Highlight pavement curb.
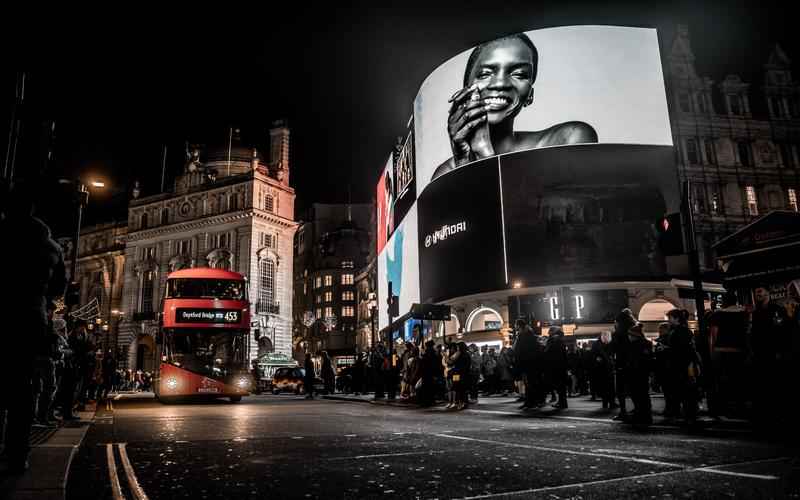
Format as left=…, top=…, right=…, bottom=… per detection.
left=1, top=406, right=96, bottom=500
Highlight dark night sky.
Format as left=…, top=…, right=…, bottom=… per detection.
left=2, top=0, right=795, bottom=235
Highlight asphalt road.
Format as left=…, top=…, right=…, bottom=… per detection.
left=67, top=394, right=800, bottom=499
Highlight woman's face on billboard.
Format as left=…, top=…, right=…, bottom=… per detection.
left=467, top=38, right=534, bottom=126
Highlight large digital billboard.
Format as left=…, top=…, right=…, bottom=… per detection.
left=378, top=204, right=420, bottom=329
left=413, top=25, right=672, bottom=197
left=378, top=25, right=676, bottom=320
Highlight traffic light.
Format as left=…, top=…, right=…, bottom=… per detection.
left=656, top=213, right=685, bottom=256
left=388, top=295, right=399, bottom=318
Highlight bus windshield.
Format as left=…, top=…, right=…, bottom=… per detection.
left=166, top=330, right=246, bottom=379
left=166, top=278, right=246, bottom=300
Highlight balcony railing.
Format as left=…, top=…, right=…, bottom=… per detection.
left=256, top=301, right=280, bottom=315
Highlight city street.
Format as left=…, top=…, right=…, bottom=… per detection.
left=66, top=394, right=800, bottom=499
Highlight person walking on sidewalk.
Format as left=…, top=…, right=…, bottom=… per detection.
left=611, top=309, right=637, bottom=421
left=545, top=327, right=568, bottom=409
left=450, top=342, right=471, bottom=410
left=33, top=304, right=61, bottom=426
left=626, top=323, right=654, bottom=426
left=303, top=353, right=316, bottom=399
left=514, top=319, right=543, bottom=410
left=418, top=341, right=438, bottom=407
left=667, top=309, right=700, bottom=425
left=321, top=351, right=335, bottom=395
left=468, top=344, right=481, bottom=403
left=496, top=347, right=514, bottom=396
left=0, top=181, right=67, bottom=474
left=707, top=292, right=748, bottom=418
left=749, top=285, right=788, bottom=425
left=352, top=352, right=365, bottom=395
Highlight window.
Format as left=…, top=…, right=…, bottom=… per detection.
left=264, top=193, right=275, bottom=213
left=141, top=246, right=155, bottom=260
left=710, top=188, right=722, bottom=215
left=229, top=193, right=238, bottom=211
left=303, top=282, right=307, bottom=295
left=729, top=95, right=742, bottom=115
left=678, top=92, right=692, bottom=112
left=314, top=276, right=322, bottom=289
left=315, top=295, right=322, bottom=304
left=342, top=291, right=355, bottom=301
left=696, top=94, right=707, bottom=113
left=140, top=213, right=148, bottom=230
left=342, top=306, right=355, bottom=317
left=215, top=233, right=229, bottom=248
left=745, top=186, right=758, bottom=215
left=686, top=138, right=699, bottom=164
left=692, top=184, right=707, bottom=214
left=704, top=139, right=716, bottom=165
left=341, top=260, right=354, bottom=269
left=261, top=233, right=276, bottom=249
left=140, top=270, right=154, bottom=313
left=178, top=239, right=192, bottom=255
left=324, top=306, right=334, bottom=318
left=780, top=143, right=796, bottom=169
left=257, top=259, right=276, bottom=312
left=324, top=275, right=333, bottom=287
left=737, top=141, right=752, bottom=167
left=165, top=279, right=245, bottom=300
left=160, top=208, right=169, bottom=226
left=316, top=308, right=322, bottom=319
left=324, top=291, right=333, bottom=302
left=789, top=189, right=798, bottom=212
left=341, top=274, right=354, bottom=285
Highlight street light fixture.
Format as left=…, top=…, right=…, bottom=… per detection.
left=60, top=178, right=106, bottom=315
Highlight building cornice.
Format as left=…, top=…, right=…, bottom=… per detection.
left=125, top=209, right=298, bottom=243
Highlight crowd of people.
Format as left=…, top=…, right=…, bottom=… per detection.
left=318, top=289, right=799, bottom=432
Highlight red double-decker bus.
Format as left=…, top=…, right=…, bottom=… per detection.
left=155, top=268, right=253, bottom=403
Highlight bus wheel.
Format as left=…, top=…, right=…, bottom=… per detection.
left=229, top=396, right=242, bottom=403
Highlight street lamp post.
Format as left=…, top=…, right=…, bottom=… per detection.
left=60, top=179, right=105, bottom=315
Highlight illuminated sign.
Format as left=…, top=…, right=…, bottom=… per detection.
left=424, top=221, right=467, bottom=248
left=175, top=308, right=241, bottom=324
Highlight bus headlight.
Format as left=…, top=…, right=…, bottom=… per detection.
left=236, top=377, right=250, bottom=389
left=165, top=377, right=179, bottom=390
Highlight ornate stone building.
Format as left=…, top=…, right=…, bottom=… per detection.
left=666, top=24, right=800, bottom=271
left=118, top=123, right=297, bottom=371
left=292, top=203, right=372, bottom=360
left=59, top=222, right=127, bottom=347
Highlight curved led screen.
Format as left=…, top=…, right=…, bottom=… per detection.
left=378, top=25, right=676, bottom=327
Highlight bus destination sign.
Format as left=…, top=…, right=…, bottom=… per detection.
left=175, top=308, right=241, bottom=324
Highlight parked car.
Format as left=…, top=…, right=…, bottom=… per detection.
left=271, top=367, right=325, bottom=395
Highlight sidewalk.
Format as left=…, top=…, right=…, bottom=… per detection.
left=0, top=403, right=96, bottom=500
left=324, top=392, right=752, bottom=431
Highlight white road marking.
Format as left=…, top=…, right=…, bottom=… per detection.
left=119, top=443, right=149, bottom=500
left=466, top=409, right=752, bottom=433
left=432, top=433, right=682, bottom=468
left=326, top=450, right=445, bottom=461
left=106, top=443, right=124, bottom=500
left=695, top=467, right=779, bottom=480
left=455, top=457, right=788, bottom=498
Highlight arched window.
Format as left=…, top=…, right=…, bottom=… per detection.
left=264, top=193, right=274, bottom=213
left=139, top=270, right=154, bottom=313
left=140, top=212, right=148, bottom=229
left=258, top=259, right=276, bottom=313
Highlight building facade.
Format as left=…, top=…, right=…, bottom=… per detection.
left=59, top=222, right=127, bottom=348
left=117, top=124, right=297, bottom=371
left=292, top=203, right=372, bottom=360
left=667, top=24, right=800, bottom=271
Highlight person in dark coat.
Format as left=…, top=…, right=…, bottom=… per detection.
left=450, top=342, right=471, bottom=410
left=590, top=339, right=614, bottom=409
left=513, top=319, right=544, bottom=409
left=666, top=309, right=699, bottom=425
left=653, top=322, right=675, bottom=416
left=626, top=323, right=653, bottom=426
left=610, top=309, right=637, bottom=420
left=545, top=327, right=569, bottom=409
left=321, top=351, right=335, bottom=394
left=0, top=182, right=66, bottom=473
left=750, top=285, right=789, bottom=424
left=303, top=353, right=316, bottom=399
left=417, top=341, right=438, bottom=407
